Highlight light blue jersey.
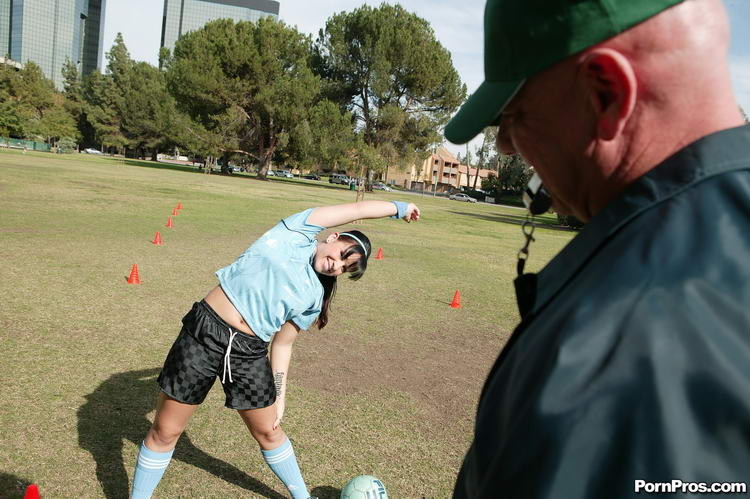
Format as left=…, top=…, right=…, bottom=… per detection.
left=216, top=209, right=325, bottom=342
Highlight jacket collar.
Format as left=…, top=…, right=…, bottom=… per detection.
left=516, top=124, right=750, bottom=320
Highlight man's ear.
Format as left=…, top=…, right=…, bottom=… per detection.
left=325, top=232, right=339, bottom=244
left=580, top=48, right=637, bottom=140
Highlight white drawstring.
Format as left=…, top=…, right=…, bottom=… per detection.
left=222, top=329, right=239, bottom=384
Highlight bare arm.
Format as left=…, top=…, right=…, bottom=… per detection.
left=306, top=200, right=420, bottom=229
left=270, top=321, right=300, bottom=429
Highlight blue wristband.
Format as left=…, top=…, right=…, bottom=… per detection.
left=390, top=201, right=409, bottom=219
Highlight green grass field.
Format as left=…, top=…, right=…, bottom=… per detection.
left=0, top=149, right=573, bottom=498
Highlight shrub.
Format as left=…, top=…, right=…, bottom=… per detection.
left=57, top=137, right=77, bottom=154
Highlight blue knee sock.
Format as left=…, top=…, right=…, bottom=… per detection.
left=261, top=437, right=309, bottom=499
left=131, top=441, right=174, bottom=499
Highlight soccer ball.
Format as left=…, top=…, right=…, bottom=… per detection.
left=340, top=475, right=388, bottom=499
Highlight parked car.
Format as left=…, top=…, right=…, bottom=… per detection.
left=83, top=148, right=102, bottom=154
left=329, top=174, right=350, bottom=185
left=372, top=182, right=392, bottom=192
left=267, top=170, right=277, bottom=176
left=276, top=169, right=294, bottom=178
left=449, top=193, right=478, bottom=203
left=303, top=173, right=321, bottom=180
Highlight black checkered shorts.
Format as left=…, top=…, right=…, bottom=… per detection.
left=157, top=300, right=276, bottom=410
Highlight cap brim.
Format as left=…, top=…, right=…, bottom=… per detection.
left=444, top=79, right=525, bottom=144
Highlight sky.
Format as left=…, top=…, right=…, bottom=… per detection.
left=102, top=0, right=750, bottom=156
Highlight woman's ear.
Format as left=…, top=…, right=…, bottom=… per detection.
left=325, top=232, right=339, bottom=244
left=580, top=48, right=638, bottom=140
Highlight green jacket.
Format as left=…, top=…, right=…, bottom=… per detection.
left=454, top=125, right=750, bottom=498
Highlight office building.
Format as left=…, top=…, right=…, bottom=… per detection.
left=1, top=0, right=106, bottom=89
left=0, top=0, right=9, bottom=58
left=161, top=0, right=279, bottom=52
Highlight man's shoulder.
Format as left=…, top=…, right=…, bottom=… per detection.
left=581, top=160, right=750, bottom=265
left=529, top=167, right=750, bottom=341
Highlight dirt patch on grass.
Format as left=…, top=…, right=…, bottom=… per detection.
left=294, top=323, right=510, bottom=443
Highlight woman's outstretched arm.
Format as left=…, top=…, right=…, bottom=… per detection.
left=307, top=200, right=420, bottom=229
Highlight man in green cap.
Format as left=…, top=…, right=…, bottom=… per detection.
left=448, top=0, right=750, bottom=497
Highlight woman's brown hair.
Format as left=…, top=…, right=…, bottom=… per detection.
left=315, top=230, right=371, bottom=329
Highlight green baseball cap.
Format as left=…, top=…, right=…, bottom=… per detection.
left=444, top=0, right=685, bottom=144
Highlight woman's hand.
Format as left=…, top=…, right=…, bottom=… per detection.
left=273, top=399, right=285, bottom=430
left=403, top=203, right=420, bottom=223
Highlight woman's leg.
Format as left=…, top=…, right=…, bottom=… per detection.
left=132, top=393, right=199, bottom=499
left=146, top=392, right=199, bottom=450
left=239, top=404, right=311, bottom=499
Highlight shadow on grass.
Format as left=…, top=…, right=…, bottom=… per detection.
left=311, top=485, right=342, bottom=498
left=268, top=178, right=357, bottom=193
left=118, top=159, right=356, bottom=193
left=77, top=368, right=285, bottom=499
left=120, top=160, right=205, bottom=175
left=0, top=472, right=33, bottom=498
left=448, top=210, right=577, bottom=232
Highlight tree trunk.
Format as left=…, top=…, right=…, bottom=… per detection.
left=255, top=125, right=272, bottom=179
left=257, top=152, right=273, bottom=179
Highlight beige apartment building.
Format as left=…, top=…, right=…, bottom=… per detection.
left=386, top=146, right=495, bottom=193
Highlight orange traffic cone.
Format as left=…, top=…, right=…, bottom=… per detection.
left=374, top=247, right=384, bottom=260
left=450, top=290, right=461, bottom=309
left=152, top=231, right=164, bottom=245
left=24, top=484, right=40, bottom=499
left=166, top=217, right=173, bottom=228
left=172, top=207, right=178, bottom=216
left=176, top=201, right=183, bottom=210
left=126, top=264, right=141, bottom=284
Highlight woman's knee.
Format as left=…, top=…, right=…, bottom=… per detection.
left=249, top=424, right=284, bottom=448
left=148, top=420, right=185, bottom=448
left=146, top=394, right=197, bottom=449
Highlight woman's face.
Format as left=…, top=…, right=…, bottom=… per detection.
left=313, top=235, right=362, bottom=277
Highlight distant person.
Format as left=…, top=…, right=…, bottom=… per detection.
left=444, top=0, right=750, bottom=497
left=131, top=200, right=420, bottom=499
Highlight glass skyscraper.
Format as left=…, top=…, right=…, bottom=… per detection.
left=0, top=0, right=10, bottom=58
left=161, top=0, right=279, bottom=52
left=1, top=0, right=106, bottom=89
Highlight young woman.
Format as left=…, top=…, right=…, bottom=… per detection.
left=131, top=200, right=420, bottom=499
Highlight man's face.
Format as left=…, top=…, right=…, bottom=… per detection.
left=495, top=62, right=596, bottom=218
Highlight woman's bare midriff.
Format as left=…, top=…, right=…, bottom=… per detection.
left=203, top=285, right=256, bottom=336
